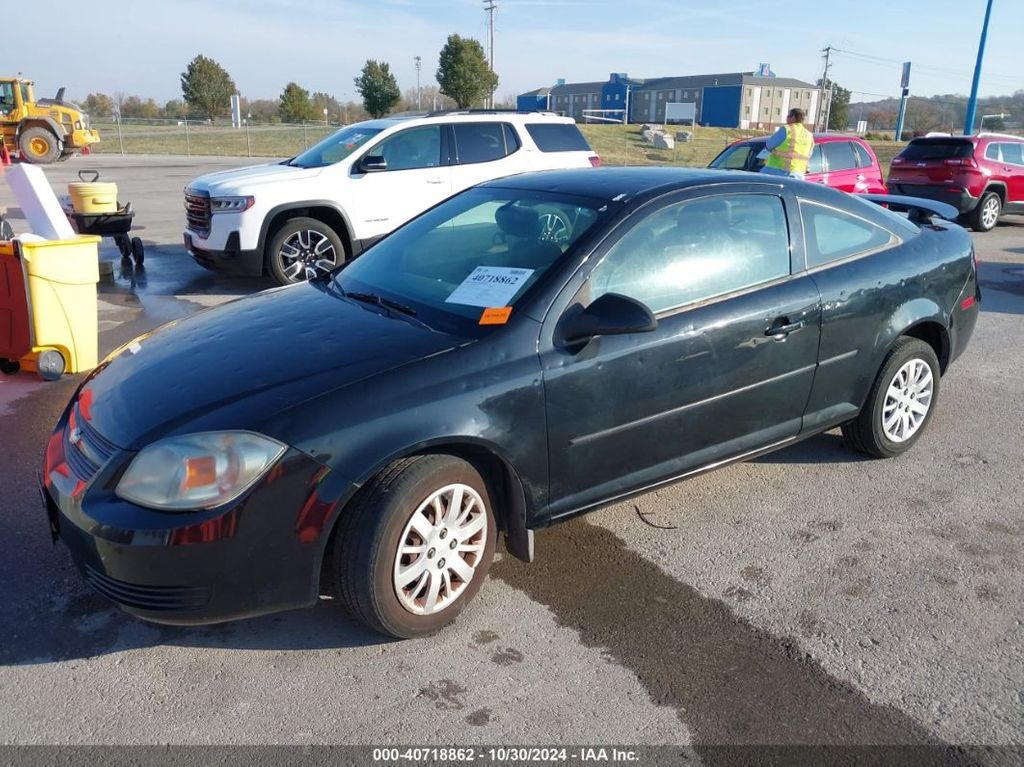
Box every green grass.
[88,120,902,176]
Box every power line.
[830,46,1021,88]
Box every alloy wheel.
[279,229,338,282]
[981,196,1000,230]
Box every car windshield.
[289,125,384,168]
[333,187,610,336]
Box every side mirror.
[359,155,387,173]
[559,292,657,345]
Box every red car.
[708,133,888,194]
[887,133,1024,232]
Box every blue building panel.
[517,94,550,112]
[700,86,741,127]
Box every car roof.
[731,132,867,145]
[347,111,575,132]
[481,166,795,204]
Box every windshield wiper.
[345,291,417,316]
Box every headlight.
[210,196,255,213]
[116,432,286,511]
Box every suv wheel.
[970,191,1001,232]
[267,217,345,285]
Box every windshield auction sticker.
[445,267,535,308]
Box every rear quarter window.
[453,122,520,164]
[853,142,875,168]
[799,199,899,268]
[525,123,592,152]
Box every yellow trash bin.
[12,236,101,379]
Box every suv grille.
[185,190,211,236]
[65,402,118,482]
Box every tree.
[279,82,316,123]
[354,60,401,118]
[82,93,113,118]
[817,78,851,130]
[180,55,237,121]
[164,99,188,119]
[311,91,342,123]
[436,35,497,109]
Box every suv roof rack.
[975,132,1022,140]
[425,108,560,117]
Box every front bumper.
[184,231,263,276]
[886,183,979,215]
[42,410,335,625]
[68,128,100,150]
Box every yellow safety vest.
[765,123,814,175]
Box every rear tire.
[0,359,20,375]
[131,237,145,265]
[266,217,345,286]
[841,337,940,458]
[19,127,62,164]
[330,455,497,639]
[970,191,1001,232]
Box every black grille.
[184,190,211,236]
[84,566,210,611]
[65,402,118,482]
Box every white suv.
[183,111,601,285]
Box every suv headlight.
[210,196,255,213]
[116,431,286,511]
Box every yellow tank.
[68,181,118,214]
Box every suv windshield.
[899,139,974,161]
[333,187,610,336]
[289,125,383,168]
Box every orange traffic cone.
[0,140,11,168]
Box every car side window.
[985,143,1001,161]
[822,141,857,172]
[800,200,897,268]
[853,142,874,169]
[589,194,791,315]
[453,122,518,164]
[807,145,824,174]
[999,142,1023,166]
[717,145,754,170]
[372,126,441,171]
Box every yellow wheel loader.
[0,77,100,164]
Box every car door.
[819,140,861,192]
[996,142,1024,206]
[347,124,453,241]
[539,188,822,520]
[449,122,525,192]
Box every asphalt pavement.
[0,156,1021,751]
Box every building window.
[745,106,751,115]
[644,93,650,100]
[777,89,782,97]
[775,107,781,116]
[763,107,769,115]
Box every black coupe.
[42,168,980,638]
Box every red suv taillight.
[588,155,602,168]
[944,158,978,169]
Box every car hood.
[80,283,462,450]
[187,162,324,194]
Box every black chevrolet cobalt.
[43,168,980,638]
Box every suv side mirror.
[559,293,657,345]
[359,155,387,173]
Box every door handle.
[764,318,805,339]
[426,178,445,184]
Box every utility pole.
[817,45,832,132]
[414,55,422,110]
[484,0,497,108]
[964,0,995,135]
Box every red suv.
[708,133,888,194]
[887,133,1024,231]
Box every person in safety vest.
[760,108,814,179]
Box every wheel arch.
[982,181,1007,204]
[258,201,354,260]
[17,117,66,140]
[318,436,535,595]
[899,318,951,374]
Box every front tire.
[841,337,940,458]
[330,455,497,639]
[970,191,1001,232]
[19,127,62,164]
[266,217,345,285]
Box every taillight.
[588,155,602,168]
[944,158,978,168]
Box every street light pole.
[414,56,422,110]
[964,0,995,135]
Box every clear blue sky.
[6,0,1021,105]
